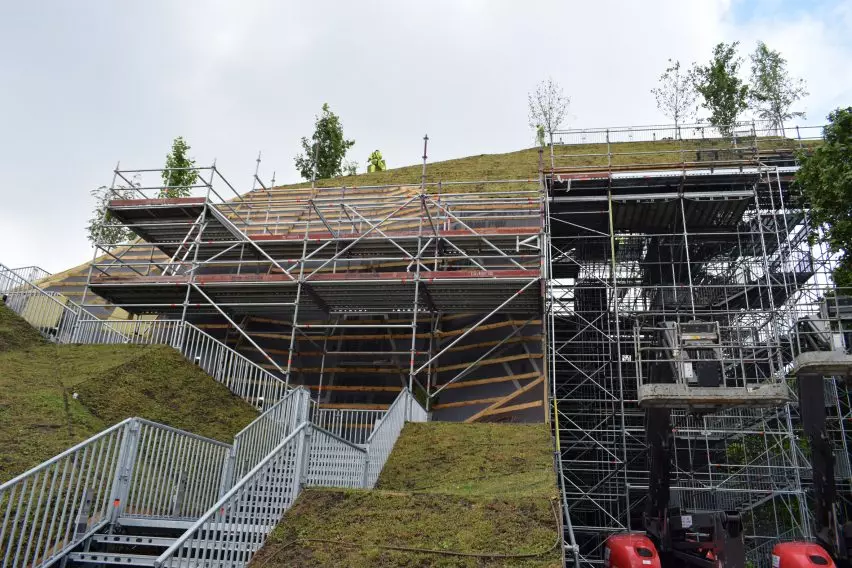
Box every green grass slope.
[0,301,46,351]
[279,136,805,191]
[254,422,561,568]
[0,304,258,482]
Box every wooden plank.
[317,403,388,410]
[431,397,503,410]
[464,377,544,423]
[436,353,543,373]
[480,400,543,417]
[436,372,541,390]
[305,385,402,393]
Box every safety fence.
[311,407,386,445]
[0,265,50,293]
[364,389,426,487]
[229,388,312,483]
[179,323,289,412]
[1,261,292,413]
[0,418,230,568]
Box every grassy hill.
[0,303,259,482]
[253,422,561,568]
[276,135,805,192]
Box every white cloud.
[0,0,849,271]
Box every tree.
[651,59,697,134]
[160,136,198,198]
[367,150,386,173]
[748,41,808,135]
[535,124,546,148]
[86,184,136,249]
[528,78,569,147]
[795,107,852,286]
[294,103,355,180]
[343,160,359,176]
[692,42,749,136]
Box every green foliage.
[367,150,386,173]
[651,59,697,131]
[535,125,546,147]
[796,107,852,286]
[85,184,136,248]
[749,41,808,133]
[342,159,359,176]
[160,136,198,198]
[692,42,750,136]
[294,103,355,180]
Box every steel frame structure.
[71,121,852,567]
[81,149,547,424]
[545,120,852,566]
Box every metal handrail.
[0,418,230,568]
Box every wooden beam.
[480,400,543,417]
[464,376,544,423]
[431,397,503,410]
[305,385,402,393]
[317,403,389,410]
[436,353,543,373]
[435,372,541,390]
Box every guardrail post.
[218,446,237,497]
[361,450,371,489]
[107,419,142,529]
[293,426,312,500]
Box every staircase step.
[68,552,158,566]
[90,534,176,547]
[117,517,197,531]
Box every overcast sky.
[1,0,850,272]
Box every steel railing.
[229,388,311,483]
[121,421,232,520]
[363,389,427,488]
[305,427,366,489]
[0,418,230,568]
[74,318,182,346]
[154,425,308,568]
[0,266,50,293]
[311,407,386,445]
[179,323,289,411]
[155,420,371,568]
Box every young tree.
[651,59,697,134]
[795,107,852,286]
[160,136,198,198]
[692,42,749,136]
[294,103,355,180]
[535,124,546,148]
[343,159,359,176]
[528,78,570,147]
[86,184,136,249]
[367,150,386,173]
[748,41,808,135]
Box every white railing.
[122,421,232,520]
[229,388,311,483]
[311,407,386,445]
[154,425,308,568]
[0,266,50,293]
[0,418,231,568]
[363,389,427,488]
[305,427,366,489]
[179,323,289,411]
[74,318,182,346]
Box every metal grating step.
[68,552,158,566]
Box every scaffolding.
[81,146,547,425]
[545,119,852,566]
[70,120,852,567]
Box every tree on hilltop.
[294,103,355,180]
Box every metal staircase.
[1,262,429,568]
[0,385,427,568]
